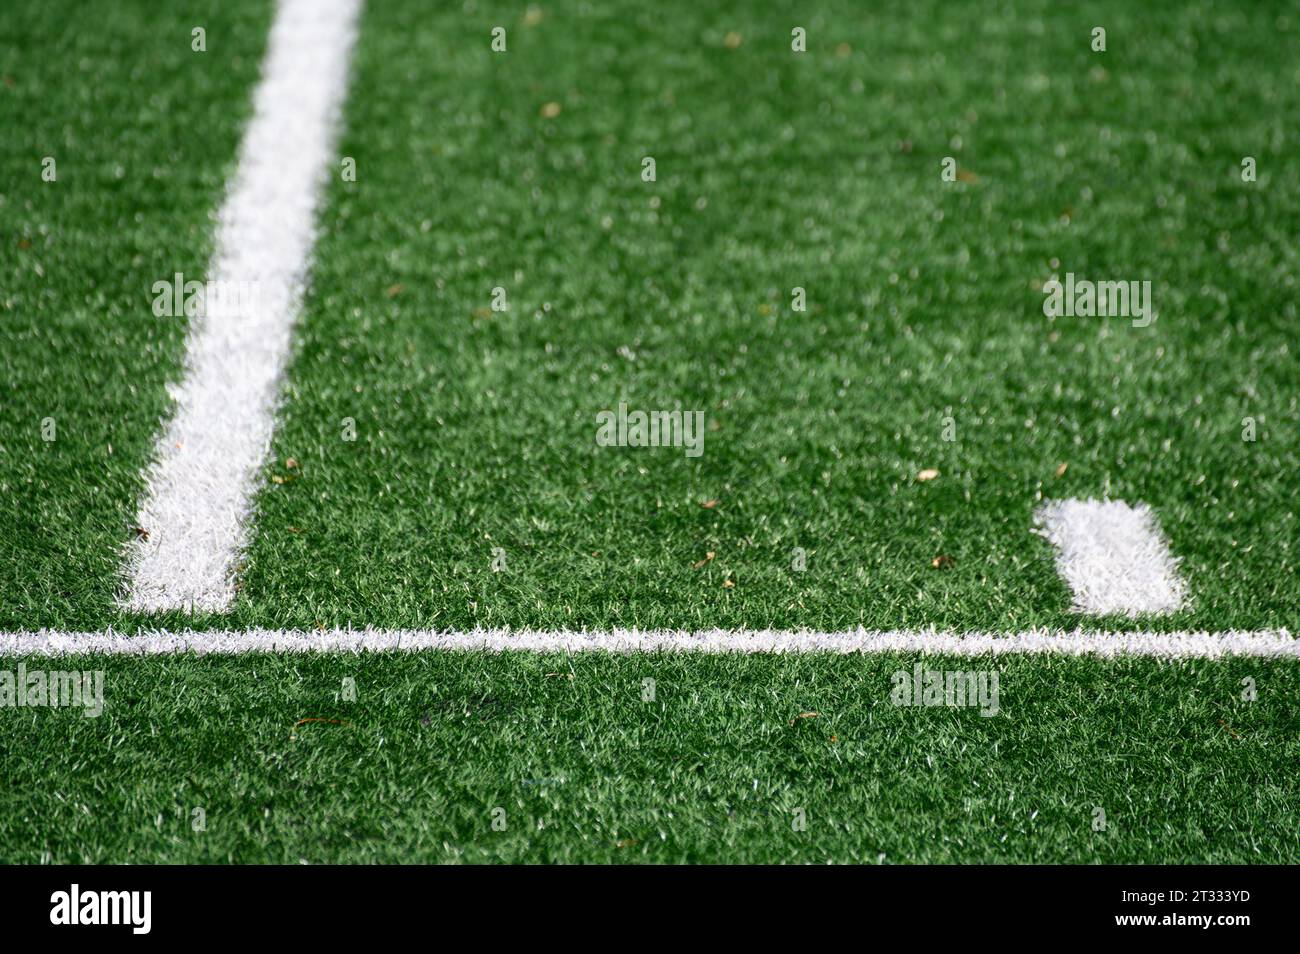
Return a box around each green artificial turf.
[0,0,274,629]
[2,0,1296,632]
[1,0,1297,864]
[238,0,1292,633]
[0,652,1295,863]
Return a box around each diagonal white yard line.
[121,0,363,614]
[0,628,1293,657]
[1034,498,1186,616]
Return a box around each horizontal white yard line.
[121,0,362,614]
[1035,498,1186,616]
[0,629,1293,658]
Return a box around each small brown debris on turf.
[1054,462,1068,478]
[131,526,149,541]
[789,712,820,725]
[615,838,638,849]
[956,168,979,183]
[917,468,940,482]
[286,457,299,469]
[385,283,404,298]
[722,578,735,588]
[294,718,349,727]
[931,554,955,569]
[1218,719,1241,740]
[724,32,743,49]
[540,101,561,118]
[700,499,720,509]
[692,551,716,570]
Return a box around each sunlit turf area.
[201,0,1296,633]
[4,2,1298,632]
[1,0,273,629]
[1,0,1298,862]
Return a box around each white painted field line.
[121,0,363,614]
[0,628,1293,658]
[1035,499,1186,616]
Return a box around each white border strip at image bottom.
[0,628,1295,657]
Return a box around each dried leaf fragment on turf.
[931,554,955,569]
[692,551,716,569]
